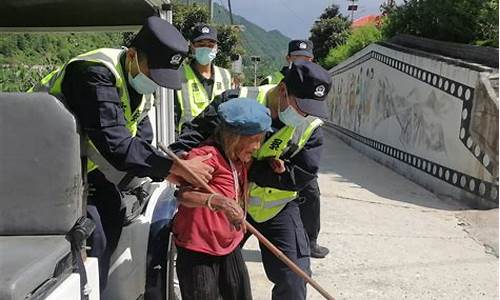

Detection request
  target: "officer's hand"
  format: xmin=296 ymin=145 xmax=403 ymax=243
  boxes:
xmin=170 ymin=154 xmax=214 ymax=186
xmin=268 ymin=158 xmax=286 ymax=174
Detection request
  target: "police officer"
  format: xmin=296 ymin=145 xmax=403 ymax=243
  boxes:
xmin=260 ymin=39 xmax=314 ymax=85
xmin=175 ymin=23 xmax=232 ymax=132
xmin=170 ymin=60 xmax=332 ymax=300
xmin=32 ymin=17 xmax=214 ymax=291
xmin=262 ymin=39 xmax=329 ymax=259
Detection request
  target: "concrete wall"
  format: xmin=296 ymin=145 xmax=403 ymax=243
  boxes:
xmin=326 ymin=41 xmax=499 ymax=208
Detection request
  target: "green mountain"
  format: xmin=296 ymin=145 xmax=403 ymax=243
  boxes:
xmin=214 ymin=4 xmax=290 ymax=70
xmin=0 ymin=2 xmax=290 ymax=91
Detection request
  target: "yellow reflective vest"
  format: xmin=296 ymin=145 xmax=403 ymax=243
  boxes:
xmin=31 ymin=48 xmax=153 ymax=174
xmin=261 ymin=71 xmax=285 ymax=85
xmin=176 ymin=63 xmax=231 ymax=131
xmin=239 ymin=85 xmax=324 ymax=223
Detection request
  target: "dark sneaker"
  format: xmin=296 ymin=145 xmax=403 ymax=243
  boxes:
xmin=310 ymin=242 xmax=329 ymax=258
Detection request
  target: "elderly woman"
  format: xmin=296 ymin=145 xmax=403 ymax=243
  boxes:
xmin=172 ymin=98 xmax=272 ymax=300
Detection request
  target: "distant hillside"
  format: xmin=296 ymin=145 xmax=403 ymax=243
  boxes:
xmin=214 ymin=4 xmax=290 ymax=69
xmin=178 ymin=0 xmax=290 ymax=79
xmin=0 ymin=2 xmax=290 ymax=91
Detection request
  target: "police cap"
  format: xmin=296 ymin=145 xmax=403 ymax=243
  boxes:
xmin=218 ymin=98 xmax=272 ymax=136
xmin=284 ymin=60 xmax=332 ymax=118
xmin=191 ymin=24 xmax=218 ymax=43
xmin=288 ymin=39 xmax=314 ymax=58
xmin=130 ymin=16 xmax=189 ymax=90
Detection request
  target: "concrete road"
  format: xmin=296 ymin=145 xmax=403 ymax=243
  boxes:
xmin=243 ymin=128 xmax=498 ymax=300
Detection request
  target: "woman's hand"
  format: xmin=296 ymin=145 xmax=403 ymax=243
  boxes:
xmin=211 ymin=195 xmax=245 ymax=229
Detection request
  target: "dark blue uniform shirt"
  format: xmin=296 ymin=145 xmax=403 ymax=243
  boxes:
xmin=170 ymin=89 xmax=323 ymax=192
xmin=61 ymin=58 xmax=173 ymax=182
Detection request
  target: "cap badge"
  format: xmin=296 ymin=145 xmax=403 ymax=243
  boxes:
xmin=201 ymin=26 xmax=210 ymax=33
xmin=314 ymin=85 xmax=326 ymax=97
xmin=299 ymin=42 xmax=307 ymax=49
xmin=170 ymin=54 xmax=183 ymax=65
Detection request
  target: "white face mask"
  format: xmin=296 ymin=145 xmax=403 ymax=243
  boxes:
xmin=128 ymin=54 xmax=159 ymax=95
xmin=194 ymin=47 xmax=217 ymax=65
xmin=278 ymin=91 xmax=306 ymax=127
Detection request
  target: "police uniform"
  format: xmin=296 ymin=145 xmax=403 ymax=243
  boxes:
xmin=171 ymin=61 xmax=332 ymax=300
xmin=260 ymin=39 xmax=313 ymax=86
xmin=261 ymin=39 xmax=328 ymax=258
xmin=32 ymin=17 xmax=189 ymax=290
xmin=175 ymin=24 xmax=232 ymax=132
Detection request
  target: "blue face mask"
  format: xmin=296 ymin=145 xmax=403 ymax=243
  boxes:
xmin=194 ymin=47 xmax=217 ymax=65
xmin=278 ymin=92 xmax=306 ymax=127
xmin=128 ymin=55 xmax=159 ymax=95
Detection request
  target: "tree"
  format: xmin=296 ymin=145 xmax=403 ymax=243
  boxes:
xmin=171 ymin=1 xmax=244 ymax=69
xmin=309 ymin=4 xmax=351 ymax=64
xmin=172 ymin=2 xmax=209 ymax=39
xmin=381 ymin=0 xmax=499 ymax=47
xmin=319 ymin=5 xmax=342 ymax=20
xmin=213 ymin=25 xmax=244 ymax=69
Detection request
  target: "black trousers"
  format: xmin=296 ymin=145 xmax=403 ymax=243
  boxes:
xmin=86 ymin=171 xmax=125 ymax=291
xmin=299 ymin=178 xmax=321 ymax=243
xmin=176 ymin=246 xmax=253 ymax=300
xmin=247 ymin=200 xmax=311 ymax=300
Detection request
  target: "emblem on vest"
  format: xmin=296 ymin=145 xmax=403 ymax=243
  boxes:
xmin=191 ymin=82 xmax=200 ymax=92
xmin=314 ymin=85 xmax=325 ymax=97
xmin=131 ymin=110 xmax=139 ymax=122
xmin=269 ymin=138 xmax=283 ymax=151
xmin=216 ymin=82 xmax=222 ymax=90
xmin=170 ymin=54 xmax=183 ymax=66
xmin=119 ymin=102 xmax=127 ymax=113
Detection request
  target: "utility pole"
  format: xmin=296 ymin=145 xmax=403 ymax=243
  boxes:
xmin=227 ymin=0 xmax=234 ymax=25
xmin=208 ymin=0 xmax=213 ymax=21
xmin=251 ymin=56 xmax=260 ymax=87
xmin=347 ymin=0 xmax=358 ymax=22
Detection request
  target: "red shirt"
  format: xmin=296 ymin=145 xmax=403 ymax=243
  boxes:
xmin=172 ymin=144 xmax=247 ymax=256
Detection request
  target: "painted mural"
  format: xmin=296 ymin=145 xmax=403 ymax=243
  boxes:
xmin=327 ymin=44 xmax=499 ymax=206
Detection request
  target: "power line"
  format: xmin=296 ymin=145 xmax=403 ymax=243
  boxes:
xmin=275 ymin=0 xmax=311 ymax=31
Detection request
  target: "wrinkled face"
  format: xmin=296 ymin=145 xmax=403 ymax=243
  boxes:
xmin=236 ymin=133 xmax=265 ymax=163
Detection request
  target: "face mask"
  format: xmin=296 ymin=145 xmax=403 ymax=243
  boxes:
xmin=194 ymin=47 xmax=217 ymax=65
xmin=128 ymin=54 xmax=159 ymax=95
xmin=278 ymin=91 xmax=306 ymax=127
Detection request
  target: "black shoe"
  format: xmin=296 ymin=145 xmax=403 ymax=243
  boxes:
xmin=310 ymin=242 xmax=329 ymax=258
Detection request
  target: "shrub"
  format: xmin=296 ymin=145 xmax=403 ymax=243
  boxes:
xmin=323 ymin=25 xmax=382 ymax=69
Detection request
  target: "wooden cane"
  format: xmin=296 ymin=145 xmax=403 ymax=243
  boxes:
xmin=159 ymin=144 xmax=335 ymax=300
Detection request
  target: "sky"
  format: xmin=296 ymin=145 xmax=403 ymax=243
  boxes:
xmin=220 ymin=0 xmax=398 ymax=39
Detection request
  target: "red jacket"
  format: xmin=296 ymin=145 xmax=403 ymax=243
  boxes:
xmin=172 ymin=144 xmax=247 ymax=256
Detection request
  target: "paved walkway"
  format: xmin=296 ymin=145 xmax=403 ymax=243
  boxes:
xmin=243 ymin=128 xmax=498 ymax=300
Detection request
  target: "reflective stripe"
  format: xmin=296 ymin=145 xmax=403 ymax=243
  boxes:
xmin=31 ymin=48 xmax=150 ymax=183
xmin=249 ymin=196 xmax=296 ymax=208
xmin=177 ymin=64 xmax=232 ymax=130
xmin=239 ymin=86 xmax=264 ymax=101
xmin=248 ymin=197 xmax=260 ymax=206
xmin=286 ymin=116 xmax=323 ymax=158
xmin=217 ymin=67 xmax=231 ymax=91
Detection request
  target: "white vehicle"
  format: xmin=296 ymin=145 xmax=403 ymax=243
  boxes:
xmin=0 ymin=1 xmax=180 ymax=299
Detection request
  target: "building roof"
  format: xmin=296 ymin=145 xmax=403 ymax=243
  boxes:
xmin=352 ymin=15 xmax=382 ymax=29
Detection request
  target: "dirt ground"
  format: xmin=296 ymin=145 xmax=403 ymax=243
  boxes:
xmin=243 ymin=130 xmax=498 ymax=300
